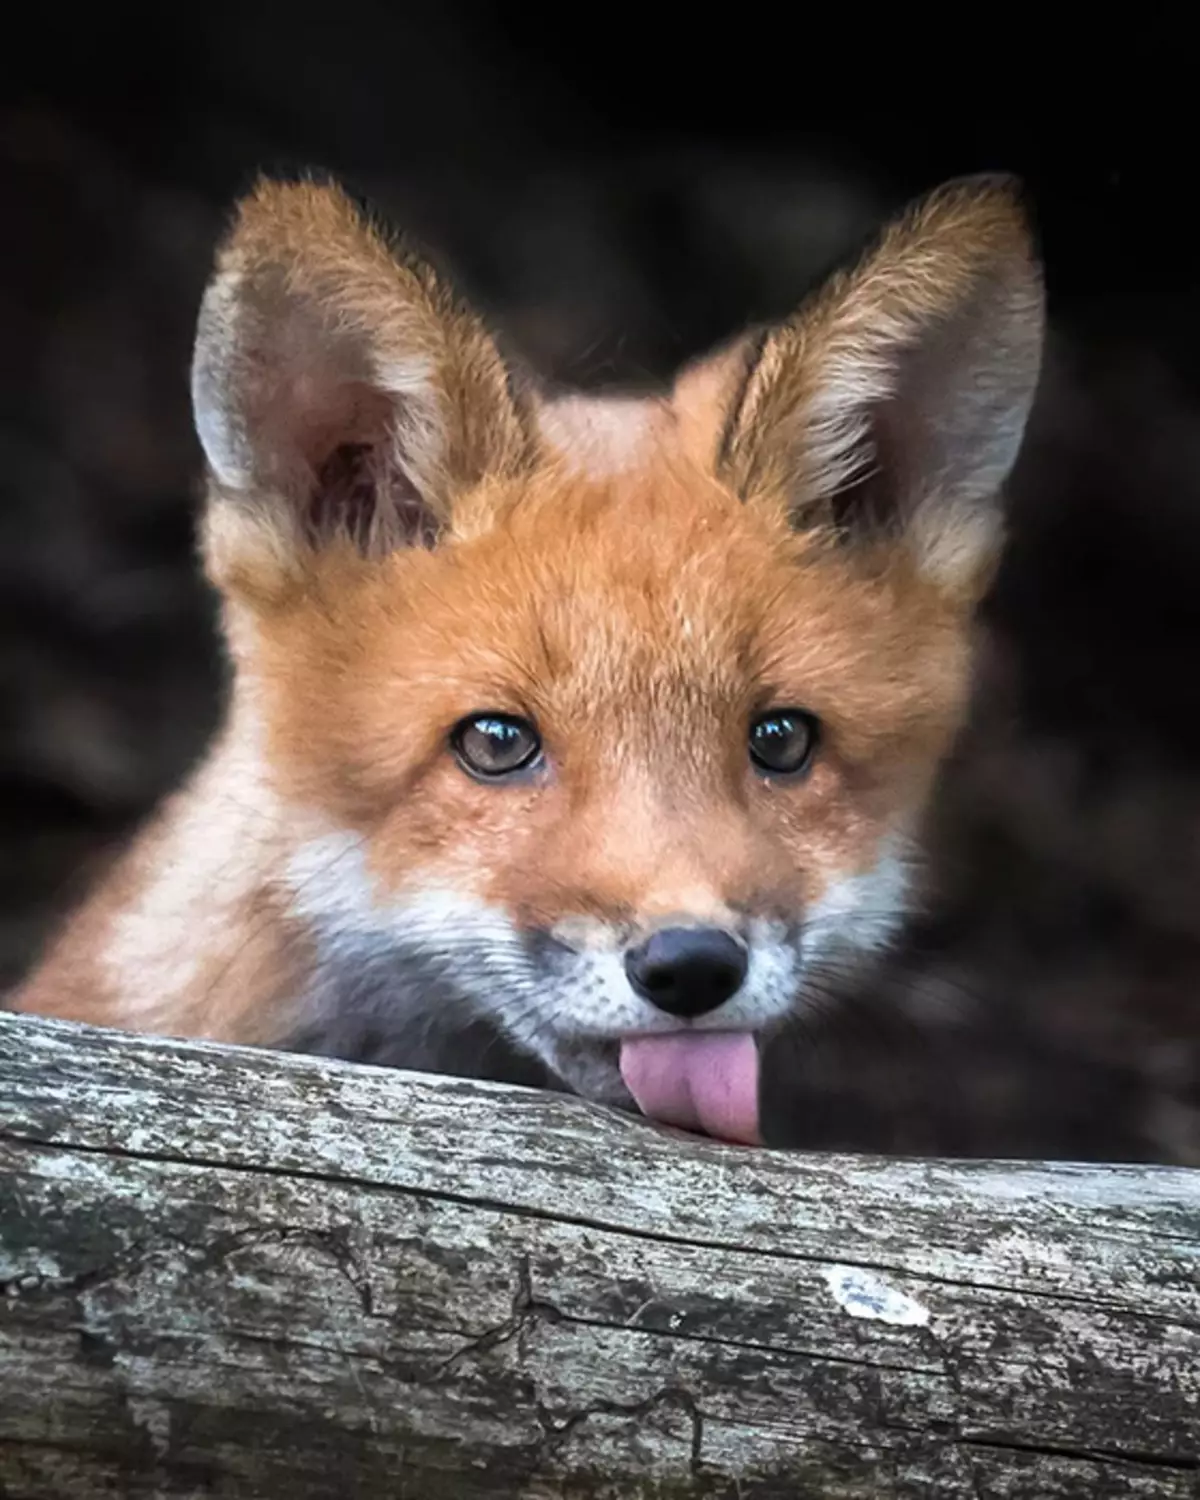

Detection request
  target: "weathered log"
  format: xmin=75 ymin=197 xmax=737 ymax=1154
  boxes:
xmin=0 ymin=1012 xmax=1197 ymax=1498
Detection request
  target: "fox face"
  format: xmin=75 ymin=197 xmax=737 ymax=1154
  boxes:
xmin=187 ymin=174 xmax=1043 ymax=1127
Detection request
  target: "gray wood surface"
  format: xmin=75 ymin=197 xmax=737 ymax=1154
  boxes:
xmin=1 ymin=1011 xmax=1197 ymax=1497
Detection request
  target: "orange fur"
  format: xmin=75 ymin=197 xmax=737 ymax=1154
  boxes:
xmin=251 ymin=468 xmax=969 ymax=917
xmin=13 ymin=173 xmax=1044 ymax=1103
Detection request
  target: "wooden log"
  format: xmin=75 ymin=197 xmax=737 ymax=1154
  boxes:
xmin=0 ymin=1011 xmax=1197 ymax=1498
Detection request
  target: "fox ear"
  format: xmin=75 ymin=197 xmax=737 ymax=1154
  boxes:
xmin=710 ymin=175 xmax=1044 ymax=595
xmin=192 ymin=179 xmax=532 ymax=595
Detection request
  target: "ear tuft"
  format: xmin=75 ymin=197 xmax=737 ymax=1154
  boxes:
xmin=191 ymin=178 xmax=532 ymax=587
xmin=714 ymin=174 xmax=1045 ymax=594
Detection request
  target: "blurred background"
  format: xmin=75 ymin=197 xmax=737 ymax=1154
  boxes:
xmin=3 ymin=14 xmax=1199 ymax=1158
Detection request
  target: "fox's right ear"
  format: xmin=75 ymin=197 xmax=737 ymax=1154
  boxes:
xmin=192 ymin=179 xmax=533 ymax=599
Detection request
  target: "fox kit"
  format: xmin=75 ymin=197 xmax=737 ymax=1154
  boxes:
xmin=12 ymin=174 xmax=1043 ymax=1143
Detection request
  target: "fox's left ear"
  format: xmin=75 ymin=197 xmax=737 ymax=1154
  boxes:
xmin=687 ymin=175 xmax=1044 ymax=596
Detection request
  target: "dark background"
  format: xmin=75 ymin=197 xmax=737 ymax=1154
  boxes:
xmin=4 ymin=14 xmax=1199 ymax=1159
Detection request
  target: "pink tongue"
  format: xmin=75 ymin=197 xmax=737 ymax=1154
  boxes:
xmin=618 ymin=1032 xmax=761 ymax=1145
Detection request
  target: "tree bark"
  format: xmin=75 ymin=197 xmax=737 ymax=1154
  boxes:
xmin=1 ymin=1012 xmax=1197 ymax=1497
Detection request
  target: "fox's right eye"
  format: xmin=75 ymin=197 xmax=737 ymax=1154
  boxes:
xmin=451 ymin=713 xmax=543 ymax=780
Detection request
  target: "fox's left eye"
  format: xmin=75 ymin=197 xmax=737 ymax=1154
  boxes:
xmin=451 ymin=713 xmax=543 ymax=779
xmin=749 ymin=709 xmax=820 ymax=777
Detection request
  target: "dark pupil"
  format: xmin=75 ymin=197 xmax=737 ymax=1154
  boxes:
xmin=465 ymin=717 xmax=531 ymax=772
xmin=752 ymin=714 xmax=809 ymax=771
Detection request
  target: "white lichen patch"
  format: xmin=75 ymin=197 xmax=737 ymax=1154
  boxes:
xmin=823 ymin=1265 xmax=930 ymax=1326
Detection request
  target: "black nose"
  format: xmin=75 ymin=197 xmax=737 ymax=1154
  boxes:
xmin=624 ymin=926 xmax=749 ymax=1018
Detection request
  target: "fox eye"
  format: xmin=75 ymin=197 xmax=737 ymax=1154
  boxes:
xmin=451 ymin=713 xmax=542 ymax=779
xmin=749 ymin=709 xmax=819 ymax=777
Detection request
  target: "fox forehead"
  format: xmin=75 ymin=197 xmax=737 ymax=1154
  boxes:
xmin=252 ymin=458 xmax=967 ymax=759
xmin=418 ymin=466 xmax=809 ymax=708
